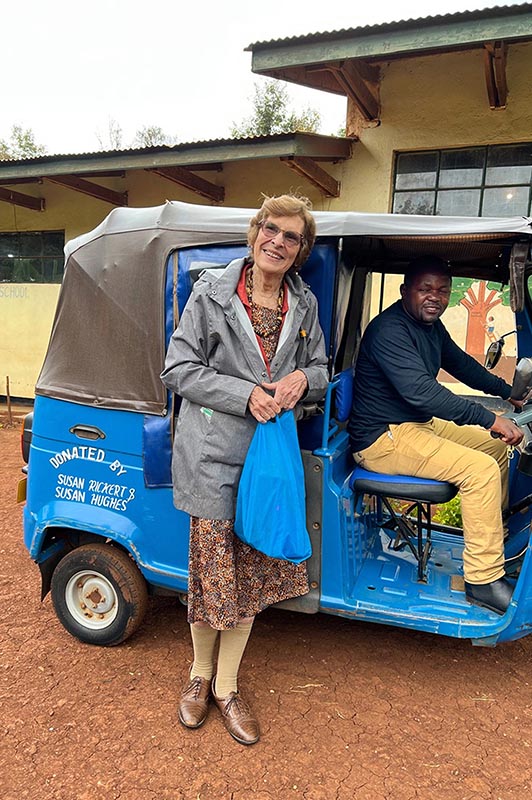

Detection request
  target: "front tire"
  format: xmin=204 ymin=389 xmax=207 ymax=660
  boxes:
xmin=50 ymin=543 xmax=148 ymax=646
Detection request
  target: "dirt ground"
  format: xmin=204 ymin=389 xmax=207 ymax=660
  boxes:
xmin=1 ymin=424 xmax=532 ymax=800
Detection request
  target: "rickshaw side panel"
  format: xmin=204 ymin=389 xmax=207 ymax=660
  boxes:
xmin=24 ymin=396 xmax=190 ymax=592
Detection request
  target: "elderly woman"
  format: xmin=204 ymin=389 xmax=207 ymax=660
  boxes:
xmin=161 ymin=194 xmax=328 ymax=745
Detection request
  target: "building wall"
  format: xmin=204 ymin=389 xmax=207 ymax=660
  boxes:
xmin=219 ymin=160 xmax=325 ymax=209
xmin=0 ymin=180 xmax=123 ymax=242
xmin=0 ymin=159 xmax=320 ymax=241
xmin=0 ymin=181 xmax=122 ymax=398
xmin=335 ymin=42 xmax=532 ymax=212
xmin=1 ymin=283 xmax=60 ymax=398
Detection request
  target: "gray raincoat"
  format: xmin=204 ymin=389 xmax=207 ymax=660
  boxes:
xmin=161 ymin=257 xmax=329 ymax=519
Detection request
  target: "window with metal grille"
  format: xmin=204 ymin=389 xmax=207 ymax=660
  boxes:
xmin=0 ymin=231 xmax=64 ymax=283
xmin=393 ymin=144 xmax=532 ymax=217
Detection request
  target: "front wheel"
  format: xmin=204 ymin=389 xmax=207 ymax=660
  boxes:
xmin=50 ymin=543 xmax=148 ymax=646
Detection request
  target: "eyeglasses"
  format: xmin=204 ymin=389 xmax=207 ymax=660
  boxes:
xmin=258 ymin=220 xmax=305 ymax=248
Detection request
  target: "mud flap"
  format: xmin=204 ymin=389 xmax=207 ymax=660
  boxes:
xmin=38 ymin=544 xmax=69 ymax=601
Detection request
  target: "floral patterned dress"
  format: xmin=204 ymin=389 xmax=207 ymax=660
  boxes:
xmin=187 ymin=295 xmax=309 ymax=629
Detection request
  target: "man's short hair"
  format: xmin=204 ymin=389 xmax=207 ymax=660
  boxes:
xmin=404 ymin=255 xmax=452 ymax=286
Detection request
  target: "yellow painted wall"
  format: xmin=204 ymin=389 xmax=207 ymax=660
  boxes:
xmin=335 ymin=42 xmax=532 ymax=212
xmin=217 ymin=160 xmax=328 ymax=210
xmin=2 ymin=41 xmax=531 ymax=397
xmin=0 ymin=180 xmax=125 ymax=243
xmin=1 ymin=283 xmax=60 ymax=398
xmin=127 ymin=161 xmax=330 ymax=210
xmin=0 ymin=182 xmax=128 ymax=399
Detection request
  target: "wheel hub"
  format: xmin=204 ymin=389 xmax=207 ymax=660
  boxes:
xmin=65 ymin=570 xmax=119 ymax=629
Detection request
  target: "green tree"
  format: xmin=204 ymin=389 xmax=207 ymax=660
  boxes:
xmin=231 ymin=80 xmax=321 ymax=138
xmin=132 ymin=125 xmax=178 ymax=147
xmin=95 ymin=120 xmax=178 ymax=150
xmin=95 ymin=118 xmax=124 ymax=151
xmin=0 ymin=125 xmax=47 ymax=160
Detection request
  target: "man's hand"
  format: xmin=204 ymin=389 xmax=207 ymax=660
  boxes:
xmin=490 ymin=414 xmax=523 ymax=445
xmin=508 ymin=397 xmax=526 ymax=412
xmin=261 ymin=370 xmax=308 ymax=411
xmin=248 ymin=385 xmax=281 ymax=423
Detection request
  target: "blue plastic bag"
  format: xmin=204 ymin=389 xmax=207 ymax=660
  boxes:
xmin=234 ymin=411 xmax=311 ymax=563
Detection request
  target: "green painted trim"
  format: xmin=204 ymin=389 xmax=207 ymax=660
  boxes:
xmin=251 ymin=12 xmax=532 ymax=72
xmin=0 ymin=135 xmax=351 ymax=181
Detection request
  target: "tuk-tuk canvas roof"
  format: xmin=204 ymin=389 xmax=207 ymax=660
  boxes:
xmin=36 ymin=201 xmax=532 ymax=416
xmin=65 ymin=201 xmax=532 ymax=252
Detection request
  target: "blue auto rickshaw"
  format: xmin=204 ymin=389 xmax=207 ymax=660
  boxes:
xmin=18 ymin=201 xmax=532 ymax=646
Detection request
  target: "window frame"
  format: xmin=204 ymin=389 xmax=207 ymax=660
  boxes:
xmin=0 ymin=230 xmax=65 ymax=284
xmin=392 ymin=144 xmax=532 ymax=218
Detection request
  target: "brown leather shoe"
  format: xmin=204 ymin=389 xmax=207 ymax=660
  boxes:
xmin=212 ymin=681 xmax=260 ymax=745
xmin=178 ymin=676 xmax=211 ymax=729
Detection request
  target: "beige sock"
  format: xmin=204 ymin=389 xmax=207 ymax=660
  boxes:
xmin=214 ymin=620 xmax=254 ymax=698
xmin=189 ymin=623 xmax=219 ymax=681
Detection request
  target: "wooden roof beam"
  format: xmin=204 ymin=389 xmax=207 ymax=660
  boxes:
xmin=0 ymin=177 xmax=43 ymax=186
xmin=326 ymin=60 xmax=380 ymax=121
xmin=182 ymin=163 xmax=223 ymax=172
xmin=149 ymin=166 xmax=224 ymax=202
xmin=45 ymin=175 xmax=128 ymax=206
xmin=281 ymin=156 xmax=340 ymax=197
xmin=0 ymin=186 xmax=44 ymax=211
xmin=484 ymin=41 xmax=508 ymax=109
xmin=78 ymin=170 xmax=126 ymax=179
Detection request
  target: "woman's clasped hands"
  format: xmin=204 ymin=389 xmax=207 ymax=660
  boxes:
xmin=248 ymin=369 xmax=308 ymax=422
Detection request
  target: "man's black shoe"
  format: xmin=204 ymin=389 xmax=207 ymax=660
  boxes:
xmin=464 ymin=577 xmax=514 ymax=615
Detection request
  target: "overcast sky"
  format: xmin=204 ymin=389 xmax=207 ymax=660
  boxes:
xmin=0 ymin=0 xmax=523 ymax=155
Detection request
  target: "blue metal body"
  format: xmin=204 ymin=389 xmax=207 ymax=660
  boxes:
xmin=22 ymin=238 xmax=532 ymax=645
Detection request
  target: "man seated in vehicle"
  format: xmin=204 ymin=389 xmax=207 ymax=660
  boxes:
xmin=348 ymin=255 xmax=523 ymax=615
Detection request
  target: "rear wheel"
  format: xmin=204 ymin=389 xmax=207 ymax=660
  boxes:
xmin=50 ymin=543 xmax=148 ymax=646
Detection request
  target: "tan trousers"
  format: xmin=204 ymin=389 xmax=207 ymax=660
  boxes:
xmin=353 ymin=419 xmax=509 ymax=584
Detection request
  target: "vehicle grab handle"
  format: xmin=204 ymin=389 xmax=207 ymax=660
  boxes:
xmin=69 ymin=424 xmax=106 ymax=441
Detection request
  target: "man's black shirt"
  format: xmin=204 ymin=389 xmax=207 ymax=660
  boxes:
xmin=348 ymin=300 xmax=512 ymax=451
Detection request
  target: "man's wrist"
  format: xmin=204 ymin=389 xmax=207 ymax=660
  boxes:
xmin=485 ymin=410 xmax=497 ymax=429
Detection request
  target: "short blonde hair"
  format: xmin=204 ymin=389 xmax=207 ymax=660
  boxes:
xmin=247 ymin=193 xmax=316 ymax=270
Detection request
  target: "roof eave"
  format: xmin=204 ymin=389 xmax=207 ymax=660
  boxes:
xmin=0 ymin=133 xmax=352 ymax=181
xmin=249 ymin=7 xmax=532 ymax=76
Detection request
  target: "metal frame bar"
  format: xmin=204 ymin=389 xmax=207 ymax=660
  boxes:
xmin=381 ymin=496 xmax=433 ymax=582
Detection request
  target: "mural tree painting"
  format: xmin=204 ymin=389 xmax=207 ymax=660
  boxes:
xmin=449 ymin=278 xmax=510 ymax=360
xmin=460 ymin=282 xmax=502 ymax=356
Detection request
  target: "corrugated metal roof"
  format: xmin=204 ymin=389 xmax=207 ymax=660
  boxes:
xmin=247 ymin=3 xmax=532 ymax=49
xmin=0 ymin=132 xmax=345 ymax=166
xmin=0 ymin=135 xmax=258 ymax=165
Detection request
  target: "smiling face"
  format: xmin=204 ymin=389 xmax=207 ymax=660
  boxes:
xmin=400 ymin=270 xmax=452 ymax=324
xmin=252 ymin=214 xmax=305 ymax=280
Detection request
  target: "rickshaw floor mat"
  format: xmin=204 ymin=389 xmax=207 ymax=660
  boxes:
xmin=348 ymin=526 xmax=507 ymax=624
